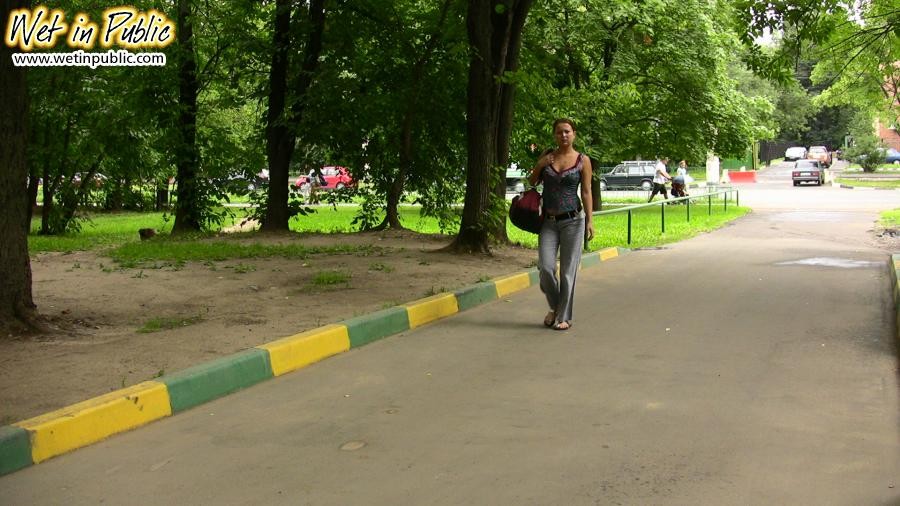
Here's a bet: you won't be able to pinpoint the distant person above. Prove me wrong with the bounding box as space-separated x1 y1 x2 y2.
648 157 671 202
307 166 325 204
671 160 689 198
528 118 594 331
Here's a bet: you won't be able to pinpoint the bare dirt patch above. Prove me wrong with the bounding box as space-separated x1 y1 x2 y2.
0 231 537 423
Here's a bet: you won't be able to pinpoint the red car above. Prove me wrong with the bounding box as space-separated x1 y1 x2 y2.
294 166 355 191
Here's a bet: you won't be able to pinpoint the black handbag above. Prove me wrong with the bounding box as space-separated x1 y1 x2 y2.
509 189 543 234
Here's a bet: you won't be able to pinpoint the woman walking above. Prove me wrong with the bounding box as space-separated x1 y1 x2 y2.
528 118 595 331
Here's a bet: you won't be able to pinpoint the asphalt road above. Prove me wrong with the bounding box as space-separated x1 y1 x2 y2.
3 163 900 505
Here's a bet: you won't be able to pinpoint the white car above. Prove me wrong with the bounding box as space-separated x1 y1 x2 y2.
506 166 527 193
784 146 808 161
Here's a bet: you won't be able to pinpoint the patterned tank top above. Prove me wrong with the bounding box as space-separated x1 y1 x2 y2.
541 153 583 215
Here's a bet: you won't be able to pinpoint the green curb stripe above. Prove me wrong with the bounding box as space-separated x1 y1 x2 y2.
343 307 410 348
527 268 540 286
0 426 32 476
454 283 498 312
581 252 601 269
161 349 273 413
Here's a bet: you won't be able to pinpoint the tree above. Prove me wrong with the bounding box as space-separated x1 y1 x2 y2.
301 0 467 232
262 0 326 231
1 0 37 332
379 0 457 230
515 0 766 165
172 0 203 233
450 0 533 253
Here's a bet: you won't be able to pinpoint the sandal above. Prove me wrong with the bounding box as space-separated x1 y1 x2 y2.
553 321 571 331
543 311 556 328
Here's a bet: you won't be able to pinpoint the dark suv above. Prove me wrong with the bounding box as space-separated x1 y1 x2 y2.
598 161 657 191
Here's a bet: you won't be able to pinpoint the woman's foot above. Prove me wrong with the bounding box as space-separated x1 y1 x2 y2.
553 321 571 331
544 311 556 328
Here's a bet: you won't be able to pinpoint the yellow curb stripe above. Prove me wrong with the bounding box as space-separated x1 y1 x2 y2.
15 381 171 464
599 247 619 261
258 324 350 377
494 272 532 298
404 293 459 329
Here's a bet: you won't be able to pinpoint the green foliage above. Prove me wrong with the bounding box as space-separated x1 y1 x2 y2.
738 0 900 142
879 208 900 227
28 212 173 253
245 183 319 226
368 262 394 273
310 270 352 288
837 178 900 189
109 240 377 265
517 0 765 166
137 314 203 333
846 143 886 173
305 0 468 229
20 0 767 249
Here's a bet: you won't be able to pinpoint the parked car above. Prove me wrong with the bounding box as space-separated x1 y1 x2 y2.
294 166 355 191
792 159 824 186
885 148 900 164
72 172 107 188
806 146 832 167
505 166 527 193
784 146 808 161
598 161 657 191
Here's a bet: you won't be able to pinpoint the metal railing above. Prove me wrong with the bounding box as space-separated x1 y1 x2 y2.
591 188 740 245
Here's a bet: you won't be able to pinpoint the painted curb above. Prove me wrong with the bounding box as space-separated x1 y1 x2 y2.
494 272 532 298
162 348 273 414
0 247 624 476
343 306 410 348
0 426 31 475
258 325 351 377
14 381 171 464
404 293 459 329
454 282 499 312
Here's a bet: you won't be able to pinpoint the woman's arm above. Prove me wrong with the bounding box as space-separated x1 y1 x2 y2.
581 157 595 240
528 155 548 186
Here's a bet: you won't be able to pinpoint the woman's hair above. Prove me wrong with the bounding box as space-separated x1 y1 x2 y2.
553 118 576 132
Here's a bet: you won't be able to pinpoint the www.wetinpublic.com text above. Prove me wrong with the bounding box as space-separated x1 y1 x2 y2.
11 49 166 69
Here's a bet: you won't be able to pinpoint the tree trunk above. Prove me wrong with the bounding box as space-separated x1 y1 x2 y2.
262 0 294 231
26 174 39 225
0 0 37 333
263 0 326 231
155 178 170 211
40 178 53 234
450 0 532 253
41 114 73 234
172 0 202 233
378 103 413 230
491 1 529 243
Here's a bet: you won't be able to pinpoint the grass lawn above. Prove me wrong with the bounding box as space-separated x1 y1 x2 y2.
879 208 900 228
842 164 900 172
836 178 900 189
28 199 750 262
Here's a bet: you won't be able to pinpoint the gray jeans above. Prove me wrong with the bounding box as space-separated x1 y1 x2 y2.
538 213 585 323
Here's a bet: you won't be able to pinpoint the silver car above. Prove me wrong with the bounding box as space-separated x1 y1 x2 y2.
792 159 824 186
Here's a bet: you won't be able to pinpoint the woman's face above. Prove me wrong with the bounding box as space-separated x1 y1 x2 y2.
554 123 575 148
